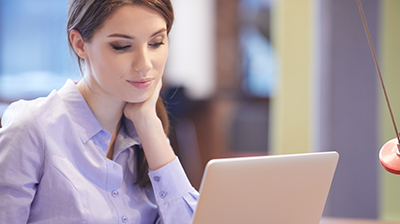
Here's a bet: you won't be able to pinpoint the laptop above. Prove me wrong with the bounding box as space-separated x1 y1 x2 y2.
191 151 339 224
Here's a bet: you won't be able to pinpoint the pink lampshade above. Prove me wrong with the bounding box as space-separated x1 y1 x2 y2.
379 138 400 175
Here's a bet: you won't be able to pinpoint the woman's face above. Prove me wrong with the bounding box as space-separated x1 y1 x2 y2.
83 4 168 103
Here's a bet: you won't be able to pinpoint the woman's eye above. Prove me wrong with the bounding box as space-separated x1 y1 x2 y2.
149 42 164 48
111 45 131 51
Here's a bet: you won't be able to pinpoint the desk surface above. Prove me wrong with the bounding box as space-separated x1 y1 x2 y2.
321 217 400 224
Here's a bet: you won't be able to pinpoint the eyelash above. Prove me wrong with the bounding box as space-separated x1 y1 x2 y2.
150 42 165 48
111 42 165 52
112 45 131 51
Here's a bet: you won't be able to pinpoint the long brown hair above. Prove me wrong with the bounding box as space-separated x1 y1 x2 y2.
67 0 173 188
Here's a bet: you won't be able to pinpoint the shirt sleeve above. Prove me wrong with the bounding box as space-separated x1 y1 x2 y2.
0 102 44 223
148 157 199 224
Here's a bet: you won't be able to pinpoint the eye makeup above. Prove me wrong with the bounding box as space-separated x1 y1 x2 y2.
111 44 131 51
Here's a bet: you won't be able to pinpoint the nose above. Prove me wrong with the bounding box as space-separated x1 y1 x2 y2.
133 46 152 75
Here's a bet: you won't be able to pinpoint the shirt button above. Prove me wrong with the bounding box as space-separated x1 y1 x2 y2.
159 191 167 199
153 176 161 182
111 190 119 197
121 216 128 223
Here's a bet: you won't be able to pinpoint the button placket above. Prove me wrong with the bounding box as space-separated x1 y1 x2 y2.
121 216 128 223
153 176 161 182
159 191 168 199
111 190 119 198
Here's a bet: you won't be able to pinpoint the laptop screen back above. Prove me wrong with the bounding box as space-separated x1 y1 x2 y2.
191 151 339 224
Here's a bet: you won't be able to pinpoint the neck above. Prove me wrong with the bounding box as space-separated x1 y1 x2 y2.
76 78 125 135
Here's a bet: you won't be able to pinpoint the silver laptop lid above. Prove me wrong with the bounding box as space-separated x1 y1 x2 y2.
192 151 339 224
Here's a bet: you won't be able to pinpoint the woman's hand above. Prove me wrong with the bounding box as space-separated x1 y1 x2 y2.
123 78 162 123
123 79 175 171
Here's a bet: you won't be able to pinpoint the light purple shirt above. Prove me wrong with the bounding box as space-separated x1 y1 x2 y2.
0 79 199 224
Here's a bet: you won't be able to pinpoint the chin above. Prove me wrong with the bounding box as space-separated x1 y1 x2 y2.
123 93 152 104
125 99 146 104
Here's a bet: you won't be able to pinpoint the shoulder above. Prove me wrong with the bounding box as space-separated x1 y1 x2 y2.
2 91 62 127
0 91 68 169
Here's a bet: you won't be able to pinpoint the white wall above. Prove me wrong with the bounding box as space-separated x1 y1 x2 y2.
165 0 216 100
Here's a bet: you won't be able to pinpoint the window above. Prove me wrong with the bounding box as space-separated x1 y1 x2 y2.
239 0 276 98
0 0 78 101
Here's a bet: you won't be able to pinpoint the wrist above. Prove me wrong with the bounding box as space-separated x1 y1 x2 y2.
131 113 166 145
124 104 157 124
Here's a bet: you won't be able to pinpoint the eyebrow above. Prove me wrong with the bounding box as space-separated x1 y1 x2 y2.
107 28 167 39
151 28 167 37
108 33 133 39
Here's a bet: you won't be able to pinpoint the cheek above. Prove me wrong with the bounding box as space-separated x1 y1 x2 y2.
88 46 110 71
91 49 128 77
154 48 169 71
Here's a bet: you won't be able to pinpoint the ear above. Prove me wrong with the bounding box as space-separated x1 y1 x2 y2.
69 29 88 60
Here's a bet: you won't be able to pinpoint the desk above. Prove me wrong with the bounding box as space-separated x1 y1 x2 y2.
321 217 400 224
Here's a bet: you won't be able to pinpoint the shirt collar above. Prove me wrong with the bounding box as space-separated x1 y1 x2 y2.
57 79 104 144
113 116 141 159
57 79 142 153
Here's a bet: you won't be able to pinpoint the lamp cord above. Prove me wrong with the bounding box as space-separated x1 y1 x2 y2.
356 0 400 144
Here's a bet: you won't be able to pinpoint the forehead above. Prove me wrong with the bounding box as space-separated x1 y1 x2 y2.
97 4 167 37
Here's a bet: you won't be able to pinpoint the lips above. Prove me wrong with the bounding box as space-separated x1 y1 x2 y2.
126 78 154 89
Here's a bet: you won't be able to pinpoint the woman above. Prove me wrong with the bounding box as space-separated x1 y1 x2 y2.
0 0 199 223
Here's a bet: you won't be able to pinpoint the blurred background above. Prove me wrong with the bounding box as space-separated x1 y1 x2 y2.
0 0 400 221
